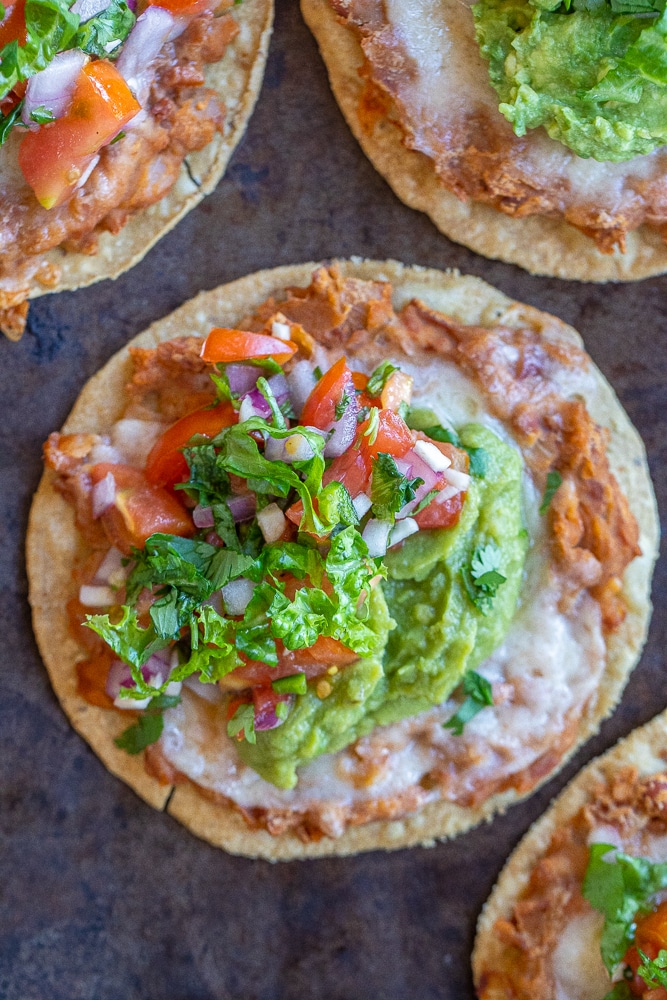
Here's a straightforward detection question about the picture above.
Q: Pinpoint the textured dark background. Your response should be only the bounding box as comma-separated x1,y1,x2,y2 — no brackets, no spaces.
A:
1,1,666,997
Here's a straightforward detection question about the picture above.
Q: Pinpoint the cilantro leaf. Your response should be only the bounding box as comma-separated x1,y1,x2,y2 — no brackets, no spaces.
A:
467,446,489,478
370,452,423,522
256,375,287,430
227,703,256,744
69,0,134,57
0,99,24,144
405,407,461,446
638,949,667,989
29,104,54,123
366,361,399,397
113,693,180,754
602,986,633,1000
583,845,667,972
444,670,494,735
0,0,80,103
462,542,507,613
540,470,563,514
335,390,352,421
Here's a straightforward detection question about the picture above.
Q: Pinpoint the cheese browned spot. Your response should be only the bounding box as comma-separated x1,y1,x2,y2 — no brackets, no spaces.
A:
329,0,667,252
476,768,667,1000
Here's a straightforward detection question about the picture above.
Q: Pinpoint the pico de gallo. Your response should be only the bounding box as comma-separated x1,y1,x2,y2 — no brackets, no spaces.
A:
51,316,527,788
584,845,667,999
0,0,223,208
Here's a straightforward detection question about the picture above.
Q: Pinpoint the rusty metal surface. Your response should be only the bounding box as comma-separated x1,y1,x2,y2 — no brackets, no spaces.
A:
1,1,666,997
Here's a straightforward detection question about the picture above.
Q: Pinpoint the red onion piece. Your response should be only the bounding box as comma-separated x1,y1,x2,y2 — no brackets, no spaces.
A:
395,450,441,518
361,519,392,558
239,389,272,422
267,373,289,404
22,50,88,126
105,653,171,702
92,471,116,518
70,0,111,22
116,7,174,105
193,504,215,528
93,546,125,585
226,493,256,523
221,578,255,616
286,361,316,418
254,694,292,732
106,659,134,701
323,391,359,458
226,363,260,398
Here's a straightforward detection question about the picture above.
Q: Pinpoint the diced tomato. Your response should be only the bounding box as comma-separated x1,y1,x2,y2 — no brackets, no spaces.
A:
300,357,355,430
200,328,297,365
144,0,208,12
636,902,667,954
0,0,26,48
358,408,414,464
90,463,193,553
623,942,667,996
414,492,464,530
18,60,140,210
145,402,236,489
223,636,358,691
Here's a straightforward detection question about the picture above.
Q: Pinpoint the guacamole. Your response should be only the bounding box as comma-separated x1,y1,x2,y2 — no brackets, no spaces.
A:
473,0,667,161
237,425,529,789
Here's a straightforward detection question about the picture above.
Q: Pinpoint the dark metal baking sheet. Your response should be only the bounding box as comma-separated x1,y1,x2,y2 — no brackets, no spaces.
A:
1,1,666,997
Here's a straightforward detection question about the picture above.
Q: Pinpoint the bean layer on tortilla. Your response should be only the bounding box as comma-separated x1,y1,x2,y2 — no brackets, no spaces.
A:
301,0,667,281
0,0,272,341
27,260,658,859
473,709,667,1000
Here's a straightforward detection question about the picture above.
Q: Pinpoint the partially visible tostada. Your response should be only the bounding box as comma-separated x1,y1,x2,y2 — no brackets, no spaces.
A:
473,709,667,1000
0,0,272,340
27,260,657,859
302,0,667,281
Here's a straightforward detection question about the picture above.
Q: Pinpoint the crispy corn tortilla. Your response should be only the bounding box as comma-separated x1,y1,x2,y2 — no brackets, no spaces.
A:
26,260,658,859
301,0,667,282
20,0,273,313
472,708,667,996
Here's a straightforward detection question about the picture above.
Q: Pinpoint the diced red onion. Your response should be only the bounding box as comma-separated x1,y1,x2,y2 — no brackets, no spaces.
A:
71,0,111,21
265,432,315,464
106,652,178,708
389,517,419,548
434,484,460,504
323,390,359,458
106,659,134,701
226,493,256,523
202,590,224,615
222,577,255,616
116,7,175,106
183,674,224,704
362,519,392,557
395,450,440,517
267,373,289,404
79,584,116,606
352,493,372,518
254,697,292,732
413,439,452,473
257,502,286,543
92,471,116,518
226,363,260,398
23,50,88,126
271,320,291,342
286,361,316,418
193,504,215,528
239,389,271,422
443,467,471,491
93,547,126,586
205,531,224,547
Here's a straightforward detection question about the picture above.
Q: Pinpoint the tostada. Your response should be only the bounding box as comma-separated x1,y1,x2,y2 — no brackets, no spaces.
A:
27,260,657,858
302,0,667,281
473,709,667,1000
0,0,272,339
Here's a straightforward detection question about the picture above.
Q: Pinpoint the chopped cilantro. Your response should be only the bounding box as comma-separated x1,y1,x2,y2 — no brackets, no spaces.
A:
313,366,323,381
602,985,633,1000
109,130,125,144
444,671,493,735
462,541,507,613
370,452,423,522
0,100,23,145
227,702,256,744
362,407,380,446
29,104,54,123
583,844,667,972
256,375,287,430
540,470,563,514
272,673,307,695
467,446,489,478
0,0,80,104
638,949,667,989
69,0,134,57
113,693,181,754
366,361,399,397
335,390,352,421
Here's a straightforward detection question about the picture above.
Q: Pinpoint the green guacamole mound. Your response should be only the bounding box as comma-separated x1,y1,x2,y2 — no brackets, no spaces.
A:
473,0,667,161
237,425,529,790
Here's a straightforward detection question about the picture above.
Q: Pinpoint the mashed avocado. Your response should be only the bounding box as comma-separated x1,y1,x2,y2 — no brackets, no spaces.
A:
473,0,667,161
237,425,529,789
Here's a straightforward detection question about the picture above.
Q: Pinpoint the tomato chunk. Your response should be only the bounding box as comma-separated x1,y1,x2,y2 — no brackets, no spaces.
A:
18,60,140,209
201,328,297,365
358,408,414,464
145,403,236,489
300,357,355,430
0,0,26,48
90,463,193,552
414,492,464,530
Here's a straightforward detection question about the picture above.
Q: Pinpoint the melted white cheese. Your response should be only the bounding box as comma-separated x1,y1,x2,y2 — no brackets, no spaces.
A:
381,0,667,212
552,912,611,1000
